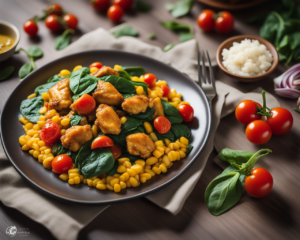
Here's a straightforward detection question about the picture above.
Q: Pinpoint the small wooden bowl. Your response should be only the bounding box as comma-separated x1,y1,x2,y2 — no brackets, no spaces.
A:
216,35,279,82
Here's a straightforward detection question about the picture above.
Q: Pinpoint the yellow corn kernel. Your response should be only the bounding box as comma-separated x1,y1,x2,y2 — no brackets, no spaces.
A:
176,151,181,160
146,156,158,165
126,180,132,188
135,160,145,167
69,173,79,178
144,122,153,134
79,175,84,182
153,150,163,158
162,155,171,167
68,178,75,185
27,130,39,137
180,101,190,105
127,168,136,177
60,129,66,135
134,174,139,181
155,140,164,147
37,141,45,147
172,97,181,103
140,176,147,183
118,157,130,163
152,167,161,175
114,174,121,178
41,93,49,102
51,115,60,123
44,149,51,155
106,184,114,191
19,136,28,146
156,146,165,153
120,181,126,189
33,150,40,158
131,164,143,174
145,165,151,170
131,76,141,82
73,65,82,72
159,164,167,173
91,178,100,187
39,106,47,114
49,110,57,117
120,116,127,124
179,150,186,158
83,179,87,184
145,169,155,177
25,123,33,129
61,118,70,126
33,142,39,149
27,93,36,99
124,161,132,168
117,165,126,173
106,176,115,184
171,151,179,161
74,176,81,184
149,132,158,142
60,69,70,76
37,121,45,128
21,144,30,151
180,147,187,153
136,86,144,95
165,147,171,154
39,115,45,121
92,124,98,138
43,159,52,169
96,183,106,190
38,155,44,162
129,177,139,187
148,91,157,98
155,81,167,86
114,65,124,71
121,172,130,182
101,178,107,184
173,142,180,150
110,178,119,186
168,162,173,168
162,97,168,102
59,173,68,181
140,173,152,180
114,183,121,192
29,150,34,155
87,179,93,187
167,152,174,162
180,137,189,146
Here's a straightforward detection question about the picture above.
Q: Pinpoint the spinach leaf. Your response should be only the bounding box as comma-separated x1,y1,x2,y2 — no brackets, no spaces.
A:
100,75,136,93
27,46,43,59
75,139,93,171
205,169,243,216
161,99,183,124
20,96,43,123
47,74,68,83
118,70,132,80
107,162,119,176
165,0,194,18
121,116,143,133
171,123,191,140
111,25,138,38
179,32,193,42
34,82,56,96
163,43,175,52
186,144,193,155
136,1,151,12
54,29,74,50
160,21,191,32
70,115,84,126
154,129,176,143
19,63,33,79
107,126,145,147
69,67,90,94
122,93,135,98
81,148,115,178
107,153,138,176
221,166,246,188
52,142,77,162
131,81,148,94
122,66,146,77
131,108,154,121
218,148,254,167
0,66,14,82
72,75,98,100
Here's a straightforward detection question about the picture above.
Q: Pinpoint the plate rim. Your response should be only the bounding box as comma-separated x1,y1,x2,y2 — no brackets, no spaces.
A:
0,50,211,204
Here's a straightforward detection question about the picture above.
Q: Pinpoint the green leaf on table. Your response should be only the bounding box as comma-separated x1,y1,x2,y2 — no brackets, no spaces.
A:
69,67,90,94
163,43,175,52
136,1,151,12
70,114,84,126
111,25,138,38
166,0,194,18
218,148,254,167
54,29,74,50
19,63,33,79
0,66,14,82
160,21,191,32
27,46,43,59
148,33,156,39
122,66,146,77
100,75,136,94
179,32,193,42
20,96,44,123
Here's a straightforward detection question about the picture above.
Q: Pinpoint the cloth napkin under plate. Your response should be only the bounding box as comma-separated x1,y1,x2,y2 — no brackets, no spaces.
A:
0,28,279,240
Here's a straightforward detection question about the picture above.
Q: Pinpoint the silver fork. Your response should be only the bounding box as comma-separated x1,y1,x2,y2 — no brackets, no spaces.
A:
197,50,216,109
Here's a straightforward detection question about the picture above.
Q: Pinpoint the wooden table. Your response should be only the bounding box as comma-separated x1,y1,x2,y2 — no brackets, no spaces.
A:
1,0,300,239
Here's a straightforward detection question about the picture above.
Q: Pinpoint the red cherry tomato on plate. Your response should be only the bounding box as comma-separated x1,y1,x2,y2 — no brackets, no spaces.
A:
266,107,293,135
143,73,157,87
245,120,272,145
52,154,73,174
161,85,170,97
215,11,234,33
46,3,63,16
108,144,122,160
113,0,133,11
63,14,78,30
178,104,194,122
71,94,96,115
90,0,110,12
154,117,171,134
40,121,61,144
245,167,273,198
45,15,62,32
89,62,103,69
107,5,124,22
197,10,215,32
23,20,38,37
235,100,262,126
91,136,114,149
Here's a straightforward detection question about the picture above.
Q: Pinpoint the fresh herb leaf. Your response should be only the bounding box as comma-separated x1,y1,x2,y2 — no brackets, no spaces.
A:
130,81,148,94
52,142,76,161
160,21,191,32
131,108,154,121
171,123,191,140
122,66,146,77
218,148,254,168
163,43,175,52
122,93,136,98
165,3,175,11
111,25,138,38
69,67,90,94
47,74,68,83
136,1,151,12
186,144,193,154
121,116,143,133
166,0,194,18
34,82,56,96
18,63,33,79
20,96,43,123
72,75,98,100
179,32,193,42
161,99,183,124
27,46,43,59
75,139,93,171
54,29,74,50
100,75,136,93
154,129,176,143
117,70,132,80
0,66,14,81
70,115,84,126
148,33,156,39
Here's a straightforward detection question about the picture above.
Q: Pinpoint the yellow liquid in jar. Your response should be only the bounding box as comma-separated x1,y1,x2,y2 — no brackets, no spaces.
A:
0,34,14,53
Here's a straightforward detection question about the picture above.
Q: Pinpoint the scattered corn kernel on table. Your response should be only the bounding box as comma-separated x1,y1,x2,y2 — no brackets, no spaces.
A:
1,0,300,240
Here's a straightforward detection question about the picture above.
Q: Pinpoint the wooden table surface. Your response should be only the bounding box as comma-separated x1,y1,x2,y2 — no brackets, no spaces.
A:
1,0,300,239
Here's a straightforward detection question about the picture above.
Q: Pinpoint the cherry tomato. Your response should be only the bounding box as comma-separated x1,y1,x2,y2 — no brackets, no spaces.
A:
45,15,62,32
178,104,194,122
91,136,114,149
108,144,122,160
154,117,171,134
89,62,103,69
113,0,133,11
235,100,262,126
266,107,293,135
90,0,110,12
215,11,234,33
107,5,124,22
71,94,96,115
143,73,157,87
245,120,272,145
245,168,273,198
46,3,63,16
197,10,215,32
63,14,78,30
161,85,170,97
52,154,73,174
40,121,61,145
23,20,38,37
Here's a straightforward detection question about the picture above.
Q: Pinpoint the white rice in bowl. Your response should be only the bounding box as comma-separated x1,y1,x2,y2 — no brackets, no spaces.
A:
222,39,273,77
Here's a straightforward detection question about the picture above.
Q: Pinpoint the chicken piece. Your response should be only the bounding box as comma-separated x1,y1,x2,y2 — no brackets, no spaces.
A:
152,97,165,119
86,108,97,122
122,96,151,115
90,66,119,78
126,133,156,159
116,110,126,118
95,104,121,135
48,78,73,113
92,80,124,106
61,125,93,152
60,110,88,129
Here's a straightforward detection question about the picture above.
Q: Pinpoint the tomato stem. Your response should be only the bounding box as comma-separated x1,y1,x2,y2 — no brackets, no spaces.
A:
255,90,272,118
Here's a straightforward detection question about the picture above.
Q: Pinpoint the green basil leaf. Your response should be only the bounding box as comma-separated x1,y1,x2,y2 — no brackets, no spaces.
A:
171,123,191,140
81,148,115,178
186,144,193,155
218,148,254,167
131,108,154,121
69,67,90,94
106,126,145,147
160,21,191,33
54,34,71,50
221,166,246,188
161,99,183,124
154,129,176,143
19,63,33,79
117,70,132,80
122,66,146,77
121,116,143,133
122,93,135,98
27,46,43,59
34,82,56,96
52,142,76,162
163,43,175,52
106,162,120,176
136,1,151,12
111,25,138,38
75,139,93,171
100,75,136,93
205,170,243,216
70,115,84,126
167,0,194,18
130,81,148,94
72,75,98,100
47,74,69,83
20,96,43,123
179,32,193,42
0,66,14,81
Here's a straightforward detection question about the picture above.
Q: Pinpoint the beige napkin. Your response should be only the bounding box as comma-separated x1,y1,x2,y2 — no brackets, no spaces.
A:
0,27,280,240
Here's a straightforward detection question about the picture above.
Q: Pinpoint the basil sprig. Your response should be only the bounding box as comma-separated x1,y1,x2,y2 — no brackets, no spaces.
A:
205,148,272,216
0,66,15,82
54,29,75,50
165,0,194,18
